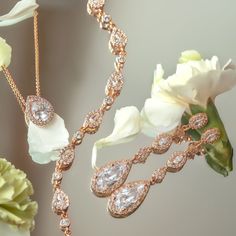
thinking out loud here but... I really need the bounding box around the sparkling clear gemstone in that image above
[26,96,54,126]
[51,172,63,183]
[103,14,111,23]
[114,184,145,211]
[152,134,172,154]
[106,72,124,94]
[189,113,208,129]
[60,218,70,228]
[173,155,184,164]
[151,167,167,184]
[202,128,221,144]
[31,102,51,121]
[104,96,114,106]
[52,189,69,213]
[116,55,126,64]
[110,29,127,46]
[59,146,75,170]
[88,0,105,8]
[96,163,127,191]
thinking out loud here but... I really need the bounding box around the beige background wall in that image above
[0,0,236,235]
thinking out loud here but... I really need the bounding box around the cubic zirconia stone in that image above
[91,161,132,197]
[60,218,71,228]
[114,184,145,211]
[26,96,54,126]
[59,146,75,170]
[108,181,151,218]
[152,133,172,154]
[84,110,103,134]
[96,163,127,191]
[51,172,63,184]
[167,152,187,173]
[88,0,105,8]
[52,189,69,214]
[202,128,221,144]
[189,113,208,129]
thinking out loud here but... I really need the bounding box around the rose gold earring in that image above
[91,112,208,197]
[107,127,221,218]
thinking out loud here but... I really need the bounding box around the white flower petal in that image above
[151,64,165,98]
[0,0,39,27]
[211,64,236,99]
[27,114,69,164]
[141,95,186,137]
[91,106,141,169]
[0,221,30,236]
[0,37,12,69]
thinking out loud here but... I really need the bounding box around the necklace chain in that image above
[51,1,128,235]
[1,10,40,112]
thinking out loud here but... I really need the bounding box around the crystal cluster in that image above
[151,167,167,184]
[152,133,173,154]
[105,71,124,96]
[189,113,208,130]
[201,128,221,144]
[83,110,103,134]
[166,152,188,172]
[58,146,75,170]
[109,28,128,54]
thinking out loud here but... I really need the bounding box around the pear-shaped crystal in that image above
[52,189,70,214]
[25,95,54,127]
[91,160,132,197]
[108,180,150,218]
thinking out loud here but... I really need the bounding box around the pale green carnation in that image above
[0,158,38,231]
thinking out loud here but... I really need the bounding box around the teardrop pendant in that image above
[25,95,55,127]
[91,160,132,197]
[107,180,150,218]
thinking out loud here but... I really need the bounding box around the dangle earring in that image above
[107,127,221,218]
[91,112,208,197]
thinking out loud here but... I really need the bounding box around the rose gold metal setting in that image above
[150,167,167,185]
[91,160,132,197]
[51,1,128,234]
[83,110,104,134]
[132,147,153,164]
[152,133,173,154]
[166,151,188,173]
[189,112,208,130]
[25,95,55,126]
[201,128,221,144]
[107,180,150,218]
[105,126,221,218]
[52,189,70,215]
[109,28,128,55]
[57,145,75,171]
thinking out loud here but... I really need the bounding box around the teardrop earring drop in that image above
[107,127,221,218]
[91,112,208,197]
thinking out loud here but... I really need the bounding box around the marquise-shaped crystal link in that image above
[25,95,55,127]
[52,189,70,215]
[152,133,173,154]
[108,180,150,218]
[87,0,105,16]
[189,113,208,130]
[201,128,221,144]
[91,160,132,197]
[58,146,75,171]
[166,151,188,173]
[105,71,124,97]
[83,110,103,134]
[109,28,128,55]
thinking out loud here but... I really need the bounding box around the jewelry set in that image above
[0,0,225,235]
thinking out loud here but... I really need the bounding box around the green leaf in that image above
[181,99,233,176]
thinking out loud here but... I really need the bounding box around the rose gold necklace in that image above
[1,11,55,127]
[51,1,127,235]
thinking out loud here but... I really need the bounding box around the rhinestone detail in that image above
[152,133,173,154]
[52,189,70,214]
[166,152,188,173]
[108,180,150,218]
[25,95,54,127]
[91,160,132,197]
[189,113,208,130]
